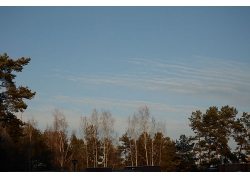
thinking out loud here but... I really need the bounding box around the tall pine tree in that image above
[0,53,36,171]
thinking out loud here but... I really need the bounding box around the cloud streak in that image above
[53,56,250,107]
[27,92,204,125]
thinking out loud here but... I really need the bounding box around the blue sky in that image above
[1,7,250,140]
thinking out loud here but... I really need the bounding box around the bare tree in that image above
[138,106,150,165]
[44,108,72,171]
[100,109,115,167]
[90,108,100,167]
[150,116,156,166]
[156,120,166,165]
[131,112,139,166]
[126,116,134,166]
[80,115,89,167]
[24,116,37,171]
[79,108,102,168]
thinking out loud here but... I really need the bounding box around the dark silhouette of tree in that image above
[119,132,131,166]
[160,136,179,172]
[69,131,86,171]
[0,53,35,171]
[175,134,196,171]
[0,53,35,126]
[20,119,52,171]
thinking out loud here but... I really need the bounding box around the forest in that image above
[1,53,250,172]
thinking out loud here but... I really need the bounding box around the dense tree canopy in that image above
[0,53,36,126]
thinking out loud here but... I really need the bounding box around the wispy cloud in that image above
[52,56,250,107]
[46,94,198,114]
[28,92,204,121]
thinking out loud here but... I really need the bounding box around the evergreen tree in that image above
[175,134,196,172]
[231,112,250,163]
[0,53,35,171]
[189,105,239,169]
[108,144,124,170]
[161,136,179,172]
[189,110,204,169]
[153,132,165,166]
[21,120,52,171]
[70,132,86,171]
[0,53,35,126]
[119,132,132,166]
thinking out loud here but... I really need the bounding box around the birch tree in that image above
[131,112,139,166]
[127,116,134,166]
[148,119,167,166]
[23,116,37,171]
[80,115,89,167]
[79,109,102,168]
[150,117,156,166]
[90,108,100,167]
[44,109,72,171]
[100,109,116,167]
[119,116,135,166]
[138,106,150,165]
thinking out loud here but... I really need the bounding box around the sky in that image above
[1,6,250,142]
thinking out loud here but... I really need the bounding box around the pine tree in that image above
[21,119,52,171]
[0,53,35,171]
[119,132,131,166]
[161,136,179,172]
[231,112,250,163]
[153,132,165,166]
[0,53,35,126]
[189,110,204,169]
[175,134,196,171]
[189,105,238,169]
[70,132,86,170]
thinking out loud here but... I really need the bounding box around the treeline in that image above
[1,105,250,171]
